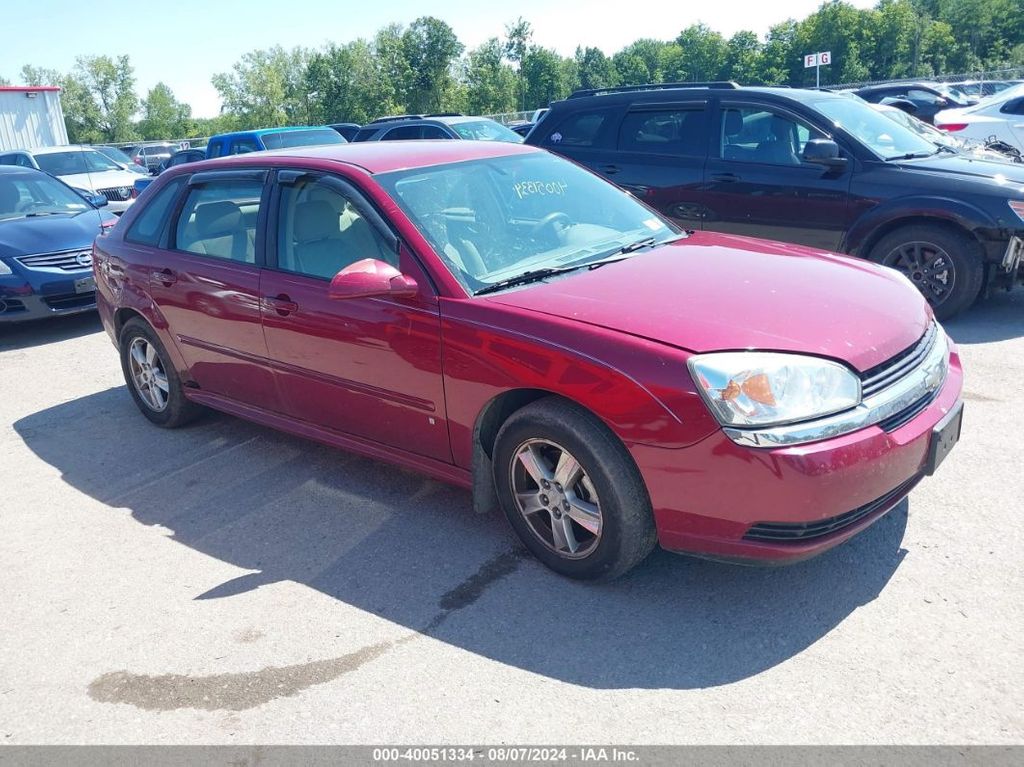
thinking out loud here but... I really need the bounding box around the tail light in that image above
[937,123,967,132]
[99,218,117,232]
[130,185,139,198]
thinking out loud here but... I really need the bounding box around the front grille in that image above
[878,392,936,431]
[43,292,96,310]
[0,298,27,314]
[17,250,93,271]
[859,324,937,398]
[98,186,132,202]
[743,477,919,543]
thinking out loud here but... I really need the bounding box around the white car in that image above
[872,103,1017,162]
[0,145,139,213]
[934,83,1024,152]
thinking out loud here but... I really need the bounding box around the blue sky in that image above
[3,0,872,117]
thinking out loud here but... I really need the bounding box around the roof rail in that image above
[424,112,464,118]
[568,81,741,99]
[367,114,426,125]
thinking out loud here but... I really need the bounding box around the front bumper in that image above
[0,276,97,323]
[634,348,964,563]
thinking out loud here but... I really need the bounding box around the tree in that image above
[675,23,729,81]
[139,82,191,139]
[574,46,617,90]
[212,46,310,129]
[759,20,799,84]
[74,55,140,141]
[402,17,464,113]
[504,17,532,110]
[521,46,573,109]
[726,31,764,84]
[465,38,517,115]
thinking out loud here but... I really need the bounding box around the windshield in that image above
[812,97,938,159]
[35,150,122,176]
[261,129,346,149]
[377,151,680,294]
[0,172,91,220]
[94,145,132,164]
[450,120,524,143]
[876,106,952,144]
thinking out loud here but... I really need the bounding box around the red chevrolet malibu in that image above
[93,142,963,579]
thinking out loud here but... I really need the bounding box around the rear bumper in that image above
[633,350,964,564]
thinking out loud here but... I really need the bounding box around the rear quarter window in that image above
[125,178,185,247]
[544,110,615,148]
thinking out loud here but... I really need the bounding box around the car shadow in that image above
[945,289,1024,345]
[0,312,102,351]
[14,387,910,690]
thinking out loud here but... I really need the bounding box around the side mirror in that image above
[802,138,847,169]
[329,258,418,300]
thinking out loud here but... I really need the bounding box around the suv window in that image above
[382,125,424,141]
[174,179,263,263]
[420,125,450,139]
[720,106,825,166]
[617,108,707,156]
[125,178,185,246]
[545,110,613,148]
[353,127,378,142]
[276,177,395,279]
[206,141,224,159]
[229,139,261,155]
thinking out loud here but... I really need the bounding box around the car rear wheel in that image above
[492,397,657,580]
[119,317,201,428]
[868,224,984,320]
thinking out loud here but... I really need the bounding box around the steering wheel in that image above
[530,212,571,243]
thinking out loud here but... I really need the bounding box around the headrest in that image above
[724,109,743,135]
[192,200,242,237]
[0,181,19,213]
[294,200,338,242]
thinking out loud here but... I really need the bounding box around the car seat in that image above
[177,201,255,262]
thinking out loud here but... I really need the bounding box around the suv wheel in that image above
[868,224,984,320]
[492,397,657,580]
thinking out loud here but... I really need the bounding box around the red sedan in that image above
[93,142,963,579]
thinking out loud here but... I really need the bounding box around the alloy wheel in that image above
[881,240,956,308]
[127,336,170,413]
[510,439,602,559]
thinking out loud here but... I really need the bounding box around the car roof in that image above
[0,164,47,176]
[184,140,539,175]
[551,84,835,107]
[22,145,97,156]
[211,126,337,140]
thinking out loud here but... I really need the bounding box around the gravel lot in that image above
[1,292,1022,745]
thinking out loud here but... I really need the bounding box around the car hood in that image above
[0,211,103,258]
[483,233,930,373]
[57,169,139,191]
[891,152,1024,186]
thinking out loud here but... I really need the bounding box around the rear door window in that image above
[382,125,424,140]
[617,108,707,156]
[174,179,264,263]
[125,178,185,246]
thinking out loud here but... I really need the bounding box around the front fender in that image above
[842,195,1003,258]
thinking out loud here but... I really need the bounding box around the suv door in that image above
[702,102,852,251]
[259,170,450,461]
[145,169,279,409]
[607,102,710,227]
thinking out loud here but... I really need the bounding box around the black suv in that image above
[526,82,1024,318]
[352,114,523,144]
[853,82,971,124]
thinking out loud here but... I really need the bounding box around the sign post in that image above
[803,50,832,88]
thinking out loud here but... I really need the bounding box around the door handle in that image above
[709,172,740,183]
[150,268,177,286]
[599,164,621,175]
[264,294,298,316]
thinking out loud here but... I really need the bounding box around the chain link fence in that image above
[833,67,1024,91]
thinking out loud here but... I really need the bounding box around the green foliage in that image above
[16,0,1024,141]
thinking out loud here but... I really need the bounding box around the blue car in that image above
[205,126,346,157]
[0,166,117,323]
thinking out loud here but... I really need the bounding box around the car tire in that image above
[119,317,201,428]
[492,396,657,580]
[868,224,984,320]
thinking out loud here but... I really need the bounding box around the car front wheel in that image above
[492,397,657,580]
[868,224,984,320]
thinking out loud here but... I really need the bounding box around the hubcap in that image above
[128,337,170,412]
[882,240,955,308]
[510,439,602,559]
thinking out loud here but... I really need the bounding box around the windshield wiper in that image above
[25,211,64,217]
[475,267,574,295]
[885,149,940,161]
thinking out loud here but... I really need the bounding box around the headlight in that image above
[1008,200,1024,221]
[0,260,12,276]
[688,352,861,428]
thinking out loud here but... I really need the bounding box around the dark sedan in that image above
[0,166,116,323]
